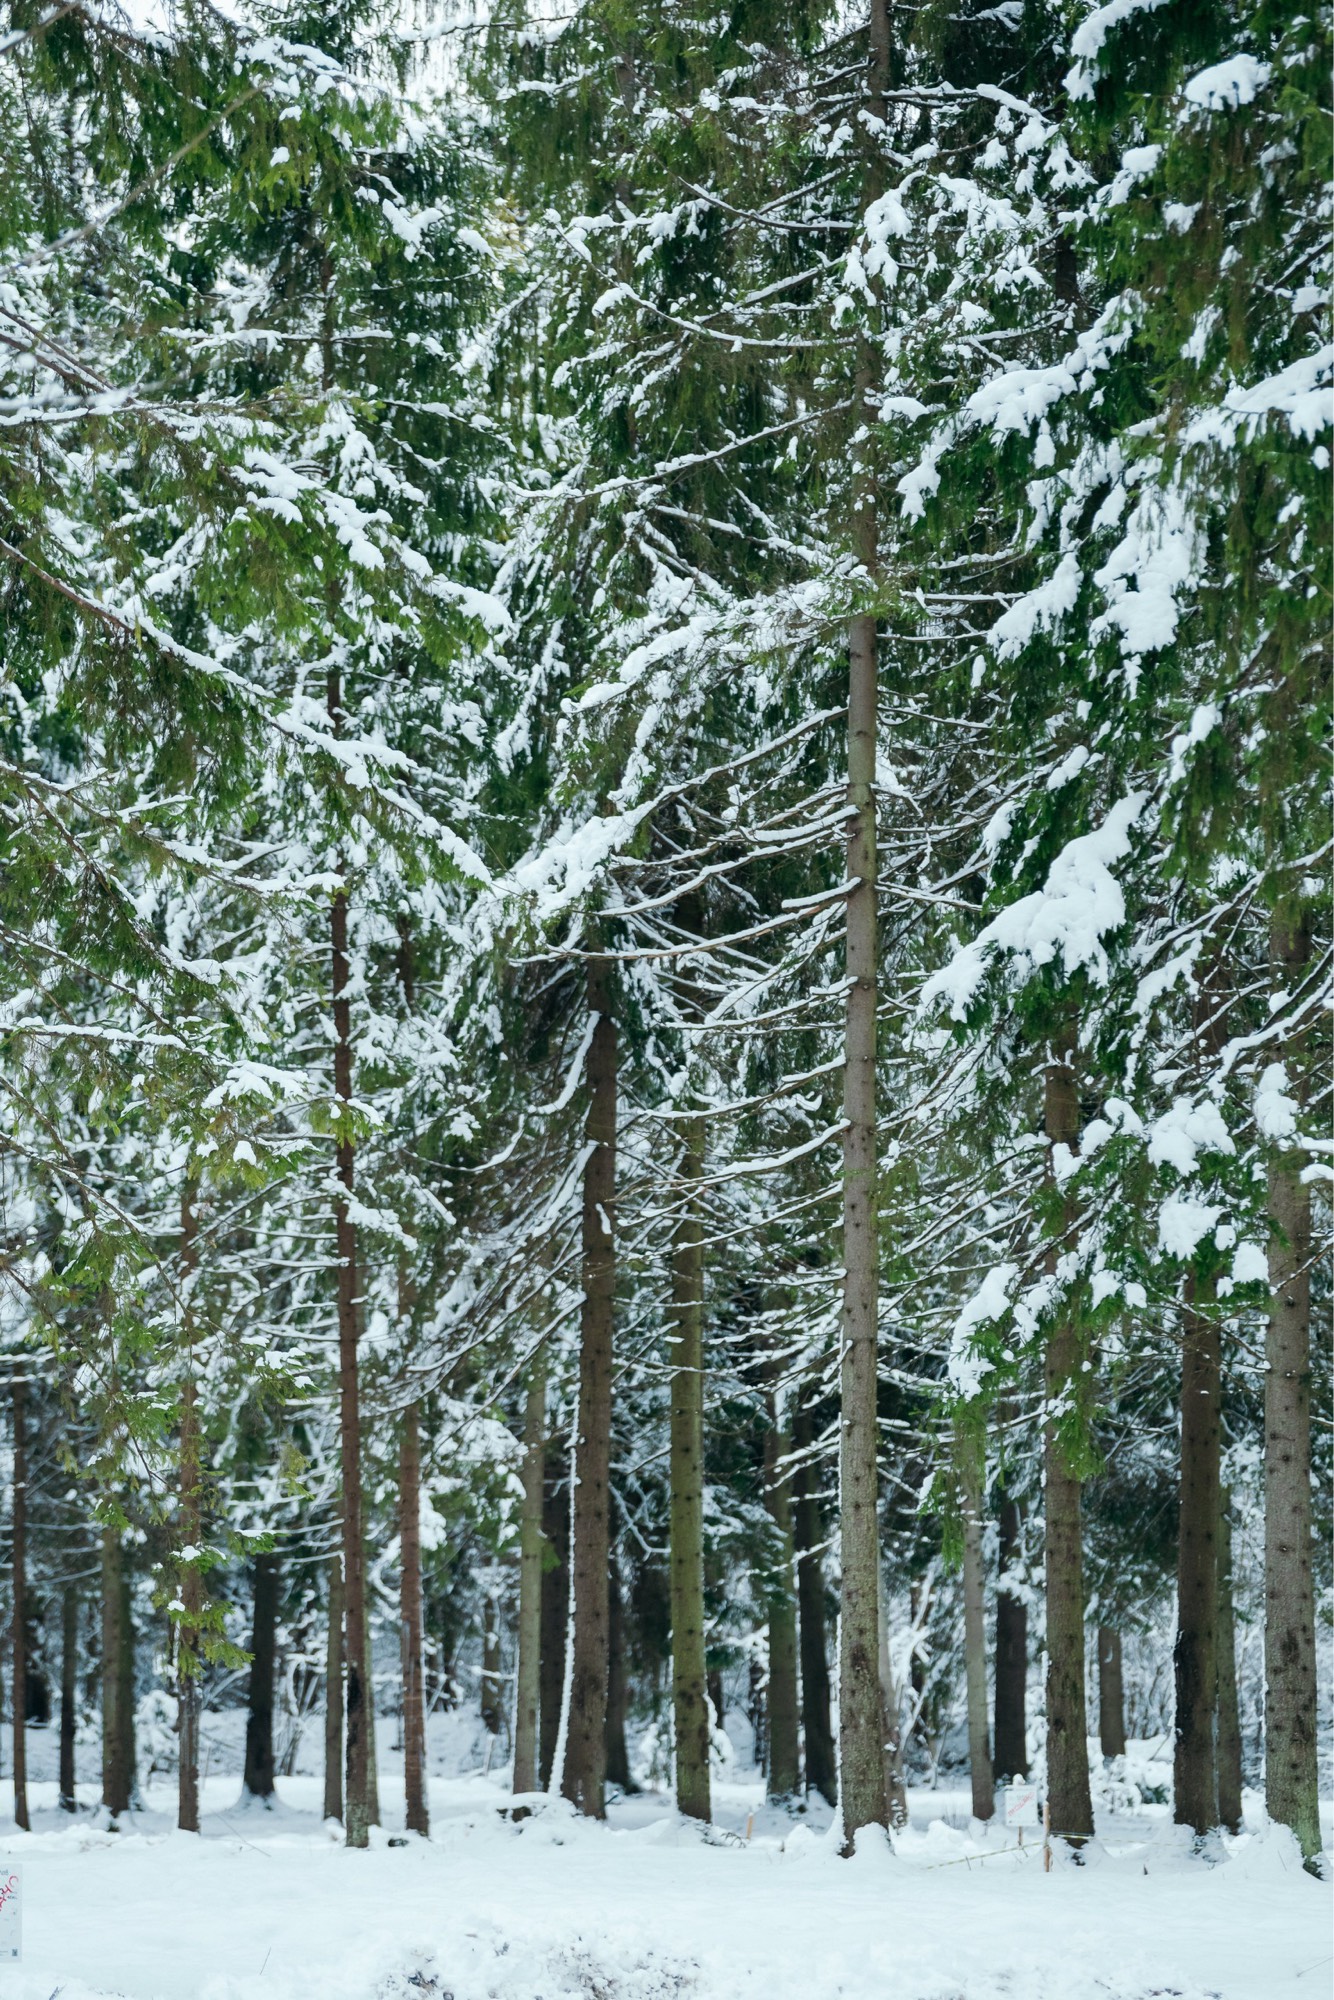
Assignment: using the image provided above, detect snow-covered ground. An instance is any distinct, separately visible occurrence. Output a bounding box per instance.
[8,1719,1331,2000]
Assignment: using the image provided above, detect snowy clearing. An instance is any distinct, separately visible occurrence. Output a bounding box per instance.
[9,1761,1331,2000]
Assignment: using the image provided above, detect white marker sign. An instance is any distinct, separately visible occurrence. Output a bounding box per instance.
[1004,1783,1039,1830]
[0,1862,20,1959]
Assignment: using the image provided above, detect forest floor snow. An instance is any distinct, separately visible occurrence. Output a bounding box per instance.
[2,1761,1331,2000]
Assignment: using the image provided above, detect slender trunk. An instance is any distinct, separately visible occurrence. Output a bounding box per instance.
[539,1460,569,1790]
[178,1181,203,1833]
[1097,1628,1126,1761]
[669,1114,710,1821]
[323,1555,344,1823]
[1216,1491,1242,1835]
[101,1528,132,1817]
[563,956,616,1818]
[605,1557,633,1792]
[243,1553,278,1802]
[1174,1274,1220,1836]
[1264,910,1319,1862]
[364,1609,379,1828]
[876,1573,909,1827]
[763,1411,800,1800]
[481,1596,501,1736]
[792,1400,836,1807]
[993,1489,1028,1780]
[1043,1044,1093,1844]
[60,1585,78,1811]
[513,1344,547,1796]
[400,1405,429,1833]
[11,1377,27,1831]
[959,1437,994,1822]
[118,1555,136,1806]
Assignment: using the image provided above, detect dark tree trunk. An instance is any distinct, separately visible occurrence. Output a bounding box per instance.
[959,1438,994,1822]
[1264,911,1320,1863]
[1174,1275,1220,1837]
[707,1666,724,1735]
[11,1377,28,1831]
[563,956,616,1818]
[605,1558,634,1793]
[480,1596,501,1736]
[400,1406,429,1834]
[1097,1628,1127,1762]
[763,1412,800,1801]
[513,1340,546,1797]
[669,1115,710,1821]
[1043,1044,1093,1845]
[792,1401,836,1807]
[60,1585,78,1812]
[101,1528,133,1819]
[178,1180,203,1834]
[1216,1491,1242,1835]
[323,1556,343,1824]
[539,1460,569,1791]
[243,1553,278,1803]
[993,1489,1028,1781]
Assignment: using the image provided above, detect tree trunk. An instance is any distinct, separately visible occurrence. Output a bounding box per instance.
[563,955,616,1818]
[1097,1628,1126,1761]
[363,1608,379,1828]
[539,1459,569,1790]
[605,1557,633,1793]
[1174,1274,1220,1837]
[11,1376,28,1831]
[1216,1491,1242,1835]
[993,1489,1028,1781]
[101,1528,132,1818]
[876,1572,909,1828]
[60,1584,77,1812]
[1043,1045,1093,1845]
[243,1553,278,1803]
[669,1114,710,1821]
[513,1337,547,1796]
[1264,912,1319,1863]
[763,1412,800,1801]
[959,1437,994,1822]
[178,1179,203,1834]
[400,1405,429,1834]
[792,1400,836,1807]
[480,1596,501,1736]
[323,1555,344,1823]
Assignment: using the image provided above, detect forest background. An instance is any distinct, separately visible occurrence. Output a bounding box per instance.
[0,0,1329,1886]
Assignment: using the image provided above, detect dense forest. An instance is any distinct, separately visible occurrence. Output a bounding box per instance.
[0,0,1328,1893]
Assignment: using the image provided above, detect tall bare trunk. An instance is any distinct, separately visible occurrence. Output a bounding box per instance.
[539,1460,568,1789]
[101,1527,132,1818]
[178,1181,203,1832]
[993,1488,1028,1780]
[1264,910,1319,1863]
[1216,1491,1242,1835]
[959,1436,994,1822]
[60,1585,77,1812]
[400,1405,429,1833]
[480,1595,502,1736]
[513,1343,547,1795]
[669,1115,710,1821]
[1043,1043,1093,1845]
[243,1553,278,1803]
[323,1555,344,1823]
[1097,1627,1127,1761]
[763,1409,800,1800]
[563,956,616,1817]
[792,1398,837,1806]
[1174,1273,1220,1837]
[11,1377,27,1831]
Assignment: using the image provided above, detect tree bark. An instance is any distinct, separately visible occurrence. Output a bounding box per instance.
[563,955,616,1818]
[178,1180,203,1833]
[605,1557,633,1792]
[792,1399,836,1807]
[669,1114,710,1821]
[1264,911,1319,1862]
[993,1488,1028,1781]
[959,1436,994,1822]
[1043,1044,1093,1845]
[480,1595,501,1736]
[101,1527,132,1818]
[1216,1491,1242,1835]
[1174,1274,1221,1837]
[243,1553,278,1803]
[323,1555,344,1823]
[763,1410,800,1801]
[400,1405,429,1834]
[60,1584,78,1812]
[1097,1627,1127,1761]
[539,1460,569,1790]
[11,1376,28,1831]
[513,1335,547,1796]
